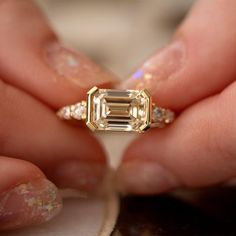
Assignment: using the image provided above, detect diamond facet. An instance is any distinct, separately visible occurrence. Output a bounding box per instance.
[86,87,151,132]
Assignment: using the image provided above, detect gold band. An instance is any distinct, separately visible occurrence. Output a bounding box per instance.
[57,87,175,133]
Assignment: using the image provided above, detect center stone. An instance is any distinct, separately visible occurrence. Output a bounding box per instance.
[86,87,151,132]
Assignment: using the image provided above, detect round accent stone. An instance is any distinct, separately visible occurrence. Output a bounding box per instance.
[152,107,165,122]
[71,103,86,120]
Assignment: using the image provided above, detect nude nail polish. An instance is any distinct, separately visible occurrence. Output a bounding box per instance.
[45,42,117,87]
[117,161,178,195]
[53,160,105,193]
[120,41,185,93]
[0,179,62,230]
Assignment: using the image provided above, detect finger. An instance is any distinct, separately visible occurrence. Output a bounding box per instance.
[119,0,236,110]
[0,0,117,108]
[0,156,62,231]
[0,80,106,193]
[117,82,236,194]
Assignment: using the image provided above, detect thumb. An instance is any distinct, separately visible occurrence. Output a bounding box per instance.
[117,0,236,194]
[119,0,236,111]
[117,83,236,194]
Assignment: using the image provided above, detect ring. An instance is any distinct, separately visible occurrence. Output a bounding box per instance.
[57,86,175,133]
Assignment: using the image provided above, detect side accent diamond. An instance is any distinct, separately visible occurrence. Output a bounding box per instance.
[57,102,86,120]
[164,109,175,124]
[57,106,71,120]
[152,107,165,122]
[71,102,87,120]
[152,106,175,126]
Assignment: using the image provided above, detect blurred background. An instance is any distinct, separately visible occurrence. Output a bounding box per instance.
[36,0,193,78]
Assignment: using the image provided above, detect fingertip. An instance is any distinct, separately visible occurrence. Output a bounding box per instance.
[0,157,45,192]
[0,157,62,231]
[119,0,236,111]
[116,130,180,195]
[116,160,179,195]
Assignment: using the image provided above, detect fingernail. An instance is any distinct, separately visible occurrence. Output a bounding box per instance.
[45,42,117,87]
[53,160,106,193]
[120,40,185,93]
[117,161,178,195]
[0,178,62,230]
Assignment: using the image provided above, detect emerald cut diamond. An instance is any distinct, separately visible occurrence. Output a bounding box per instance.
[86,87,152,132]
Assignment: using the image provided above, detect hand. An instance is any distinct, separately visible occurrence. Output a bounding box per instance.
[0,0,116,230]
[117,0,236,194]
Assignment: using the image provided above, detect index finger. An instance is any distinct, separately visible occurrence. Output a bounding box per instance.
[0,0,117,108]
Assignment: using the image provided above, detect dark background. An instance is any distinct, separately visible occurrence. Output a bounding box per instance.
[113,187,236,236]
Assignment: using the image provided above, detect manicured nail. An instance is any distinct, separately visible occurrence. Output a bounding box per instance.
[53,160,106,193]
[117,161,178,195]
[45,42,117,87]
[120,41,185,93]
[0,178,62,230]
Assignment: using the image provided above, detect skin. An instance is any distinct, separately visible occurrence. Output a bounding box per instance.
[0,0,116,230]
[117,0,236,194]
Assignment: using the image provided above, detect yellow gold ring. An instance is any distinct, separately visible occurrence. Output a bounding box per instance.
[57,86,175,133]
